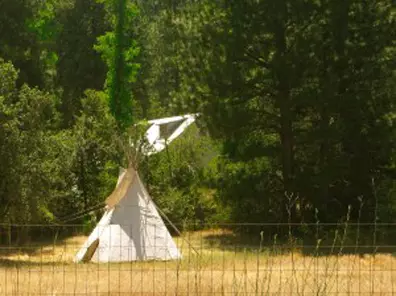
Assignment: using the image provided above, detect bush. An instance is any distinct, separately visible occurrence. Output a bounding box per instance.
[139,124,223,230]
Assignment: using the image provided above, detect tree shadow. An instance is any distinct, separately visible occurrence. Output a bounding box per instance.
[0,226,86,266]
[0,258,70,267]
[202,230,291,255]
[201,227,396,257]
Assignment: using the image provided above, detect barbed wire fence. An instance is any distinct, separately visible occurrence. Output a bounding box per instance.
[1,222,396,295]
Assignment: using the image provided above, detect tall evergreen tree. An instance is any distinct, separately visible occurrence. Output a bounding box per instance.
[95,0,140,129]
[55,0,109,126]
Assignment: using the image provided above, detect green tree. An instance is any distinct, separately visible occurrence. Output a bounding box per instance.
[55,0,109,126]
[140,124,222,228]
[0,58,72,227]
[154,0,396,223]
[95,0,140,128]
[0,0,44,87]
[71,90,119,213]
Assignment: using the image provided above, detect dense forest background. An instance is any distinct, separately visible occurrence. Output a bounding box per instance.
[0,0,395,235]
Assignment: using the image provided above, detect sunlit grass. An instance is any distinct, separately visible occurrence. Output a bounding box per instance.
[1,229,395,295]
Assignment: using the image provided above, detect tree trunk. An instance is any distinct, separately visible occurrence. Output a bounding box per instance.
[273,3,296,221]
[279,90,294,192]
[273,14,294,195]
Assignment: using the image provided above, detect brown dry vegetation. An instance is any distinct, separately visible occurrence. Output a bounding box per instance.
[1,229,396,295]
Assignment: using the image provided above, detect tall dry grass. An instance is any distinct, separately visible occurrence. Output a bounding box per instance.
[1,228,396,295]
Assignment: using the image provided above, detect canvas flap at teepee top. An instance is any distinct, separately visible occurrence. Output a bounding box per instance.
[144,114,197,155]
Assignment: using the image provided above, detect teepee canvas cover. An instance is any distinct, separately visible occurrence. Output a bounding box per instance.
[74,168,181,263]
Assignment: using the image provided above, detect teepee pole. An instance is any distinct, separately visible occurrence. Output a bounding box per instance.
[154,204,200,256]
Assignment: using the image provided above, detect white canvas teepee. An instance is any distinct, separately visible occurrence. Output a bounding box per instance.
[75,114,198,263]
[74,167,181,263]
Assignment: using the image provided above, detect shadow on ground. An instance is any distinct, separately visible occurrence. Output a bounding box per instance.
[0,226,85,266]
[202,228,396,257]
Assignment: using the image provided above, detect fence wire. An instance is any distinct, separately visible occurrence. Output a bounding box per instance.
[0,222,396,295]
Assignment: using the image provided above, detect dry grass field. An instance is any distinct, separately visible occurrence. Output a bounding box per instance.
[1,229,396,295]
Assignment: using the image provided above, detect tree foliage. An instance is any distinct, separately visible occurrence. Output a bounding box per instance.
[0,58,117,233]
[139,124,222,229]
[95,0,140,128]
[0,0,395,235]
[55,0,109,125]
[138,0,396,223]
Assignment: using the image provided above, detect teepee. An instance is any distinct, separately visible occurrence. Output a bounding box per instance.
[74,114,198,263]
[74,167,181,262]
